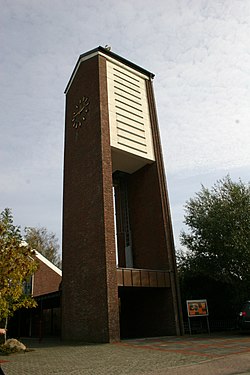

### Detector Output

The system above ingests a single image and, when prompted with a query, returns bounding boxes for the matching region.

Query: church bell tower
[62,46,183,342]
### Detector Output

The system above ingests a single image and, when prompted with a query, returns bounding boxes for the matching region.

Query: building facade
[62,47,183,342]
[9,251,62,339]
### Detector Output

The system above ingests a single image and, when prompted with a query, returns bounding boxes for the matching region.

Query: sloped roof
[35,250,62,277]
[65,46,155,94]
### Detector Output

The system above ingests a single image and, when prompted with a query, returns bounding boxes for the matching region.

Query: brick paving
[122,334,250,358]
[1,333,250,374]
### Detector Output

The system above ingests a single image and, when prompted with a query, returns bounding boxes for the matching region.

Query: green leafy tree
[179,176,250,318]
[0,209,38,341]
[24,227,61,269]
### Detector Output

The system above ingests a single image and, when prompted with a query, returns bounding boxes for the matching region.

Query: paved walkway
[1,333,250,374]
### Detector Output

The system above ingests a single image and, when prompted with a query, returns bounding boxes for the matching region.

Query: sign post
[186,299,210,335]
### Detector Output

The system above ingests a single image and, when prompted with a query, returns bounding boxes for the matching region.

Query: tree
[179,176,250,318]
[24,227,61,269]
[0,209,38,341]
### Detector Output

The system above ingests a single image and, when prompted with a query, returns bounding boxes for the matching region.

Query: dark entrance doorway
[119,287,174,339]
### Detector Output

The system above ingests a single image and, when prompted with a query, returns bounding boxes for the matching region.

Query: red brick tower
[62,47,183,342]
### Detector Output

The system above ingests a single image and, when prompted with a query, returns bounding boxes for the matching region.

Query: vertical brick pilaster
[62,54,119,342]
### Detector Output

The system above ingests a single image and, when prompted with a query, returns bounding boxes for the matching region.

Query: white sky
[1,0,250,251]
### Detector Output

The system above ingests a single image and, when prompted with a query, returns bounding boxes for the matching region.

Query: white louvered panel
[116,116,144,131]
[117,121,145,137]
[117,127,146,148]
[116,105,144,124]
[107,60,155,162]
[115,96,142,112]
[117,141,147,154]
[113,76,141,94]
[113,66,140,83]
[114,84,142,102]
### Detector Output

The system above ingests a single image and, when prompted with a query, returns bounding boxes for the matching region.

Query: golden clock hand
[73,105,88,118]
[73,109,83,118]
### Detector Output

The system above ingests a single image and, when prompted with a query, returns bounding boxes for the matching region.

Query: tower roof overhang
[64,46,155,95]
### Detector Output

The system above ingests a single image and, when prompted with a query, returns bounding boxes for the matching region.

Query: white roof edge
[99,52,150,80]
[35,250,62,276]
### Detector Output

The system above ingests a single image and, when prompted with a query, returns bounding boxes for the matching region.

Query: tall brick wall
[62,55,119,342]
[128,163,169,270]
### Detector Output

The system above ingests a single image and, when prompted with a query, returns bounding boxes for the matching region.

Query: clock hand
[73,105,89,118]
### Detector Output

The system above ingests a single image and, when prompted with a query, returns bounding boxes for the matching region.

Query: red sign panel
[187,299,209,317]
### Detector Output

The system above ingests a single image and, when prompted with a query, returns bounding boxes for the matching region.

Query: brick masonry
[61,54,119,343]
[32,257,61,297]
[62,48,183,342]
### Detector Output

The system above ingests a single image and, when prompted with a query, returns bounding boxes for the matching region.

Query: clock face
[72,96,90,128]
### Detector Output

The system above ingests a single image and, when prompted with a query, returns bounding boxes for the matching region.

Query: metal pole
[188,317,192,335]
[206,316,210,334]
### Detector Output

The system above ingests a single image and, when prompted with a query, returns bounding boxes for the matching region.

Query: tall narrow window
[113,186,119,266]
[113,172,133,268]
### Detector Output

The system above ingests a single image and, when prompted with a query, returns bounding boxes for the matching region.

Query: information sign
[186,299,209,317]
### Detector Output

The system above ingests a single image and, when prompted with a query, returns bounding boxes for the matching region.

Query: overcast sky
[1,0,250,252]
